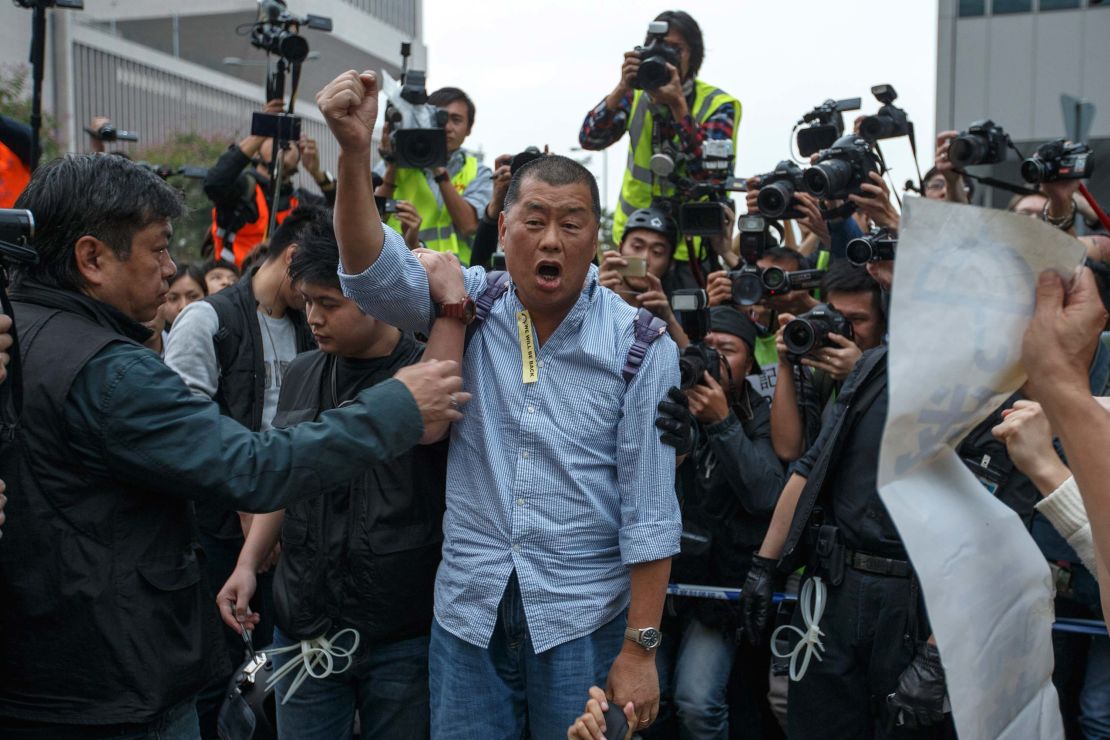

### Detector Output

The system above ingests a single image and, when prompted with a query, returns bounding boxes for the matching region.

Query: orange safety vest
[0,142,31,209]
[210,182,297,269]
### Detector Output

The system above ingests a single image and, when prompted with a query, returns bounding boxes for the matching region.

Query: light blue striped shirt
[339,225,681,653]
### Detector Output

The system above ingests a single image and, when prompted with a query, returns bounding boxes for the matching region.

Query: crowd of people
[0,7,1109,740]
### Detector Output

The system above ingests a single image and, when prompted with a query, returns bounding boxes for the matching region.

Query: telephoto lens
[783,303,853,357]
[803,158,852,198]
[757,180,794,219]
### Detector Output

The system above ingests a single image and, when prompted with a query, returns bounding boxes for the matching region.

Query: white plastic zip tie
[264,628,361,704]
[770,576,827,682]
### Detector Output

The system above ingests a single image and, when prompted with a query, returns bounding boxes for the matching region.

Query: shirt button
[527,405,535,413]
[512,544,522,553]
[516,498,525,506]
[522,451,529,459]
[537,360,544,368]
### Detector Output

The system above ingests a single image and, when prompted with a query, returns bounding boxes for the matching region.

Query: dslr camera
[729,265,824,307]
[250,0,332,64]
[802,134,881,200]
[1020,139,1094,184]
[782,303,853,359]
[755,160,807,220]
[0,209,37,267]
[634,21,680,91]
[858,84,909,142]
[846,228,896,266]
[84,123,138,143]
[383,43,449,170]
[671,289,720,389]
[948,119,1009,168]
[796,97,861,158]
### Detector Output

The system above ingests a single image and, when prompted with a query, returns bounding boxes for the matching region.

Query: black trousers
[787,568,956,740]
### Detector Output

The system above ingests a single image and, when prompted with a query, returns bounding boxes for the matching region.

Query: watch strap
[434,170,450,184]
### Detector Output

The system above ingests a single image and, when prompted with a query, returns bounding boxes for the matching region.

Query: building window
[993,0,1033,12]
[1040,0,1080,8]
[959,0,986,15]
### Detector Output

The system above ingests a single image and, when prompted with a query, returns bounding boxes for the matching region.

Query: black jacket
[271,336,447,642]
[199,271,316,539]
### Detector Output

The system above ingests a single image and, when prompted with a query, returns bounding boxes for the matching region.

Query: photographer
[0,114,32,209]
[656,307,786,738]
[930,132,973,204]
[204,99,336,268]
[599,206,688,345]
[0,153,464,737]
[771,261,886,461]
[579,10,740,269]
[377,87,492,265]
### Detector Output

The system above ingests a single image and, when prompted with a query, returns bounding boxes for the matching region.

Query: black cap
[709,306,761,374]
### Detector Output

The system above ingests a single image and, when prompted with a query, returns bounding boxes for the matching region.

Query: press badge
[516,310,538,384]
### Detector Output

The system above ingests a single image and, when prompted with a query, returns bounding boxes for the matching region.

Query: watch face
[640,628,662,649]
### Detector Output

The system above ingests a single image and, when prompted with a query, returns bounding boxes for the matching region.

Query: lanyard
[516,309,538,384]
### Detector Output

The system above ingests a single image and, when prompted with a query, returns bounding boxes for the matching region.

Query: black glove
[886,642,948,730]
[738,553,778,646]
[655,386,695,456]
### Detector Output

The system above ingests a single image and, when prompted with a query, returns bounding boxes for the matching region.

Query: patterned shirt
[339,225,681,653]
[578,87,736,182]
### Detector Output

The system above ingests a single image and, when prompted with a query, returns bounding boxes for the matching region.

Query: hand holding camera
[633,272,674,323]
[706,270,732,307]
[686,369,730,425]
[486,153,514,219]
[316,70,379,155]
[848,171,900,232]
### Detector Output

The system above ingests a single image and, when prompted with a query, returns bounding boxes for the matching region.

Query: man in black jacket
[655,307,785,739]
[217,218,464,739]
[0,154,463,738]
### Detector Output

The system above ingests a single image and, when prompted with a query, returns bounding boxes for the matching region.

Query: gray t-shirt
[164,301,298,431]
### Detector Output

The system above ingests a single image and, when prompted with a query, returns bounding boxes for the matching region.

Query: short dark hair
[266,204,331,263]
[201,258,239,278]
[288,216,341,292]
[172,262,209,296]
[502,155,601,222]
[823,259,882,313]
[652,10,704,80]
[762,246,806,271]
[922,167,975,200]
[13,154,184,290]
[428,86,476,128]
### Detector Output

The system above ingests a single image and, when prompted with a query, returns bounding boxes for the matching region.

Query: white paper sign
[878,198,1085,740]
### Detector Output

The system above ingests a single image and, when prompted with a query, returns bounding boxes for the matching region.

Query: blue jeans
[1081,635,1110,740]
[673,617,735,740]
[428,572,625,740]
[271,626,430,740]
[0,699,200,740]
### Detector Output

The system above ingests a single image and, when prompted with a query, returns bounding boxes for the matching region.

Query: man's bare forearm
[770,365,805,461]
[335,149,384,275]
[757,473,807,559]
[419,315,465,444]
[237,511,284,571]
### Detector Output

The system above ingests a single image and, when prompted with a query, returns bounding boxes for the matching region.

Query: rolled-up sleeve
[338,222,488,334]
[616,335,682,565]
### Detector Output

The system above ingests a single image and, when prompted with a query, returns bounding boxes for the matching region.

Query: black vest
[198,272,315,538]
[271,337,447,643]
[0,299,226,725]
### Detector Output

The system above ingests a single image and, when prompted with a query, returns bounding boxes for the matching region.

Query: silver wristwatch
[624,626,662,651]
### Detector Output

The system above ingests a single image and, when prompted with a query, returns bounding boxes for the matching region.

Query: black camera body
[756,160,807,220]
[796,97,861,158]
[250,0,332,64]
[729,266,825,307]
[783,303,853,359]
[845,229,896,266]
[736,214,773,264]
[510,147,544,175]
[671,289,721,389]
[385,43,449,170]
[634,21,680,91]
[84,124,137,143]
[949,119,1009,168]
[0,209,38,267]
[858,84,909,142]
[1020,139,1094,184]
[803,135,880,200]
[250,111,301,142]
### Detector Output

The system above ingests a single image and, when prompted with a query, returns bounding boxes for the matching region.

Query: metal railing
[337,0,417,36]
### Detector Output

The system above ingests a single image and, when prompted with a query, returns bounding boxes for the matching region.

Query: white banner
[877,198,1085,740]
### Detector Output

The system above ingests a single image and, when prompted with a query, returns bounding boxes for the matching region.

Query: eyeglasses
[925,179,947,191]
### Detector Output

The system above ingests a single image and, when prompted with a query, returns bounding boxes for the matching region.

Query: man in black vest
[216,220,465,739]
[164,203,322,735]
[0,153,465,739]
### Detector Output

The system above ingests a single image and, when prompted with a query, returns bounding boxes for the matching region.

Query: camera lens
[1020,158,1048,184]
[275,32,309,63]
[845,236,873,267]
[678,356,706,390]
[637,56,671,90]
[762,266,787,291]
[731,271,764,306]
[859,114,889,141]
[757,181,794,218]
[803,159,852,198]
[783,318,817,356]
[948,135,985,168]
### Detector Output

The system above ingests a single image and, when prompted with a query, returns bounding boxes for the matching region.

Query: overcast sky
[421,0,940,212]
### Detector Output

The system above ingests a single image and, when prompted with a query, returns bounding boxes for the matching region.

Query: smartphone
[615,256,647,278]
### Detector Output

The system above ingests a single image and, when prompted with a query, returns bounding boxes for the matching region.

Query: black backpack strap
[465,270,512,345]
[623,308,668,384]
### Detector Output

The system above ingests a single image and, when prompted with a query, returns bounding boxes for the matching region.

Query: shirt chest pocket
[557,381,624,451]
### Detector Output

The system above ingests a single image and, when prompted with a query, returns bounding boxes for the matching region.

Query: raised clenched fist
[315,70,379,154]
